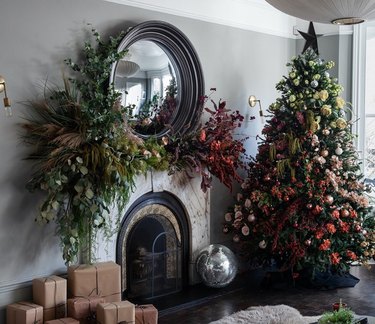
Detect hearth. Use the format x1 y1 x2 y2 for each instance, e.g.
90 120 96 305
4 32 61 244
117 191 189 301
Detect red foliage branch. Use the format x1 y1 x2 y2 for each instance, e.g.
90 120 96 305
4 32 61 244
166 98 247 192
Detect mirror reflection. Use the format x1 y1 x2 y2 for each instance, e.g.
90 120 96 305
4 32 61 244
114 40 178 135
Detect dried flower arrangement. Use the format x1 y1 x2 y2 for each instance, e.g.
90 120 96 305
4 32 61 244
22 28 247 264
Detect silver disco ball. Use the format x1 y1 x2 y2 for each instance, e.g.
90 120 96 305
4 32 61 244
196 244 238 288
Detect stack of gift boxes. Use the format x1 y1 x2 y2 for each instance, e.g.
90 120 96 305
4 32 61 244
6 261 158 324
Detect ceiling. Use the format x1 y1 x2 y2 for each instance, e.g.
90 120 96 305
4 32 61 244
103 0 297 38
103 0 349 38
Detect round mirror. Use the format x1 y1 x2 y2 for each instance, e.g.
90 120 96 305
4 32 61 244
110 21 205 138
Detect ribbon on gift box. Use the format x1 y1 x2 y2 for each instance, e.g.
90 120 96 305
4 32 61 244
43 276 66 319
93 265 121 301
136 305 148 324
72 264 121 301
99 302 135 324
73 295 102 321
135 304 157 324
16 302 42 324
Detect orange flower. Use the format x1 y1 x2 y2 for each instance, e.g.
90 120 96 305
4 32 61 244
350 210 358 218
346 250 357 260
315 229 324 239
339 221 350 233
319 239 331 251
330 252 341 265
199 129 206 142
292 272 300 279
210 140 221 151
331 210 340 219
326 223 336 234
313 205 323 215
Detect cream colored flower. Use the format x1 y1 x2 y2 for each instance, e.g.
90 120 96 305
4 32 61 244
142 149 152 158
259 240 267 249
336 97 346 109
235 211 243 219
336 117 347 129
152 149 161 159
330 121 337 129
224 213 232 222
319 90 329 101
320 105 332 116
311 121 320 133
313 74 321 80
289 95 296 103
161 136 169 145
142 117 152 125
241 226 250 236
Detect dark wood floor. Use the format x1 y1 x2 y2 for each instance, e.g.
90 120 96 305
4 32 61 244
158 265 375 324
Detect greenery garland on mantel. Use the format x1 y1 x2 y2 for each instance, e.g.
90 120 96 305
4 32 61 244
22 28 247 264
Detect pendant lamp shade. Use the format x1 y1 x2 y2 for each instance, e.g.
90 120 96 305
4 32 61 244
116 60 140 78
265 0 375 25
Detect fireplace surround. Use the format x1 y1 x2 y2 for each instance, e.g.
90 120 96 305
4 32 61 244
95 170 210 299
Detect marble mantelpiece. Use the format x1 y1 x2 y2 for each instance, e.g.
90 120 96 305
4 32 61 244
95 170 210 285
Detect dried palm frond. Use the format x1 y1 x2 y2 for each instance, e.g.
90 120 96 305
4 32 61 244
21 80 87 173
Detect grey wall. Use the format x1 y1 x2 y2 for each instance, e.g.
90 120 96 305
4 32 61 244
0 0 296 320
296 34 353 102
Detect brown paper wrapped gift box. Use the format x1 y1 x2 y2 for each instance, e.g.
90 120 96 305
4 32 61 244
68 261 121 302
33 275 67 322
67 296 105 323
97 301 135 324
44 317 79 324
135 304 158 324
7 301 43 324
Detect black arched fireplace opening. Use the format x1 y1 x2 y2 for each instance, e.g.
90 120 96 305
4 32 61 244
116 191 190 302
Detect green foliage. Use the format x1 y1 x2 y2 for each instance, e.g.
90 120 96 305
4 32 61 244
64 27 127 141
22 27 247 265
22 28 167 264
318 307 354 324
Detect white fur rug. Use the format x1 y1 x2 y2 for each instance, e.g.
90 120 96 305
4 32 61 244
209 305 318 324
209 304 375 324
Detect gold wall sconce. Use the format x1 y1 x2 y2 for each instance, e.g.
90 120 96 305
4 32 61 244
0 75 12 117
248 95 264 118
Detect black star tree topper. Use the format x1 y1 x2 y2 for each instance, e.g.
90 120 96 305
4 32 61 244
298 21 321 55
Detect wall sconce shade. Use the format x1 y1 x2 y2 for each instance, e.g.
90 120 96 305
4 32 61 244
248 95 264 117
0 75 12 117
265 0 375 25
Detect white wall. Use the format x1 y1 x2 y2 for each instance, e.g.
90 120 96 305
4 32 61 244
0 0 296 321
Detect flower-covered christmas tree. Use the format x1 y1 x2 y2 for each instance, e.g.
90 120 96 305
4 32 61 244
224 48 375 276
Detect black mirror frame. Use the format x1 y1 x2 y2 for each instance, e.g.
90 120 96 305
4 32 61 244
110 20 205 138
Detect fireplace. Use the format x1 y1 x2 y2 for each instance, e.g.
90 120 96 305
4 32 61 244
94 171 210 301
116 191 189 301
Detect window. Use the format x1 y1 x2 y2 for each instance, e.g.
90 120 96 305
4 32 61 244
353 22 375 194
364 25 375 184
125 82 143 116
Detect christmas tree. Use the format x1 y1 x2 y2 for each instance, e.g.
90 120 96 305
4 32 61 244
224 49 375 276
